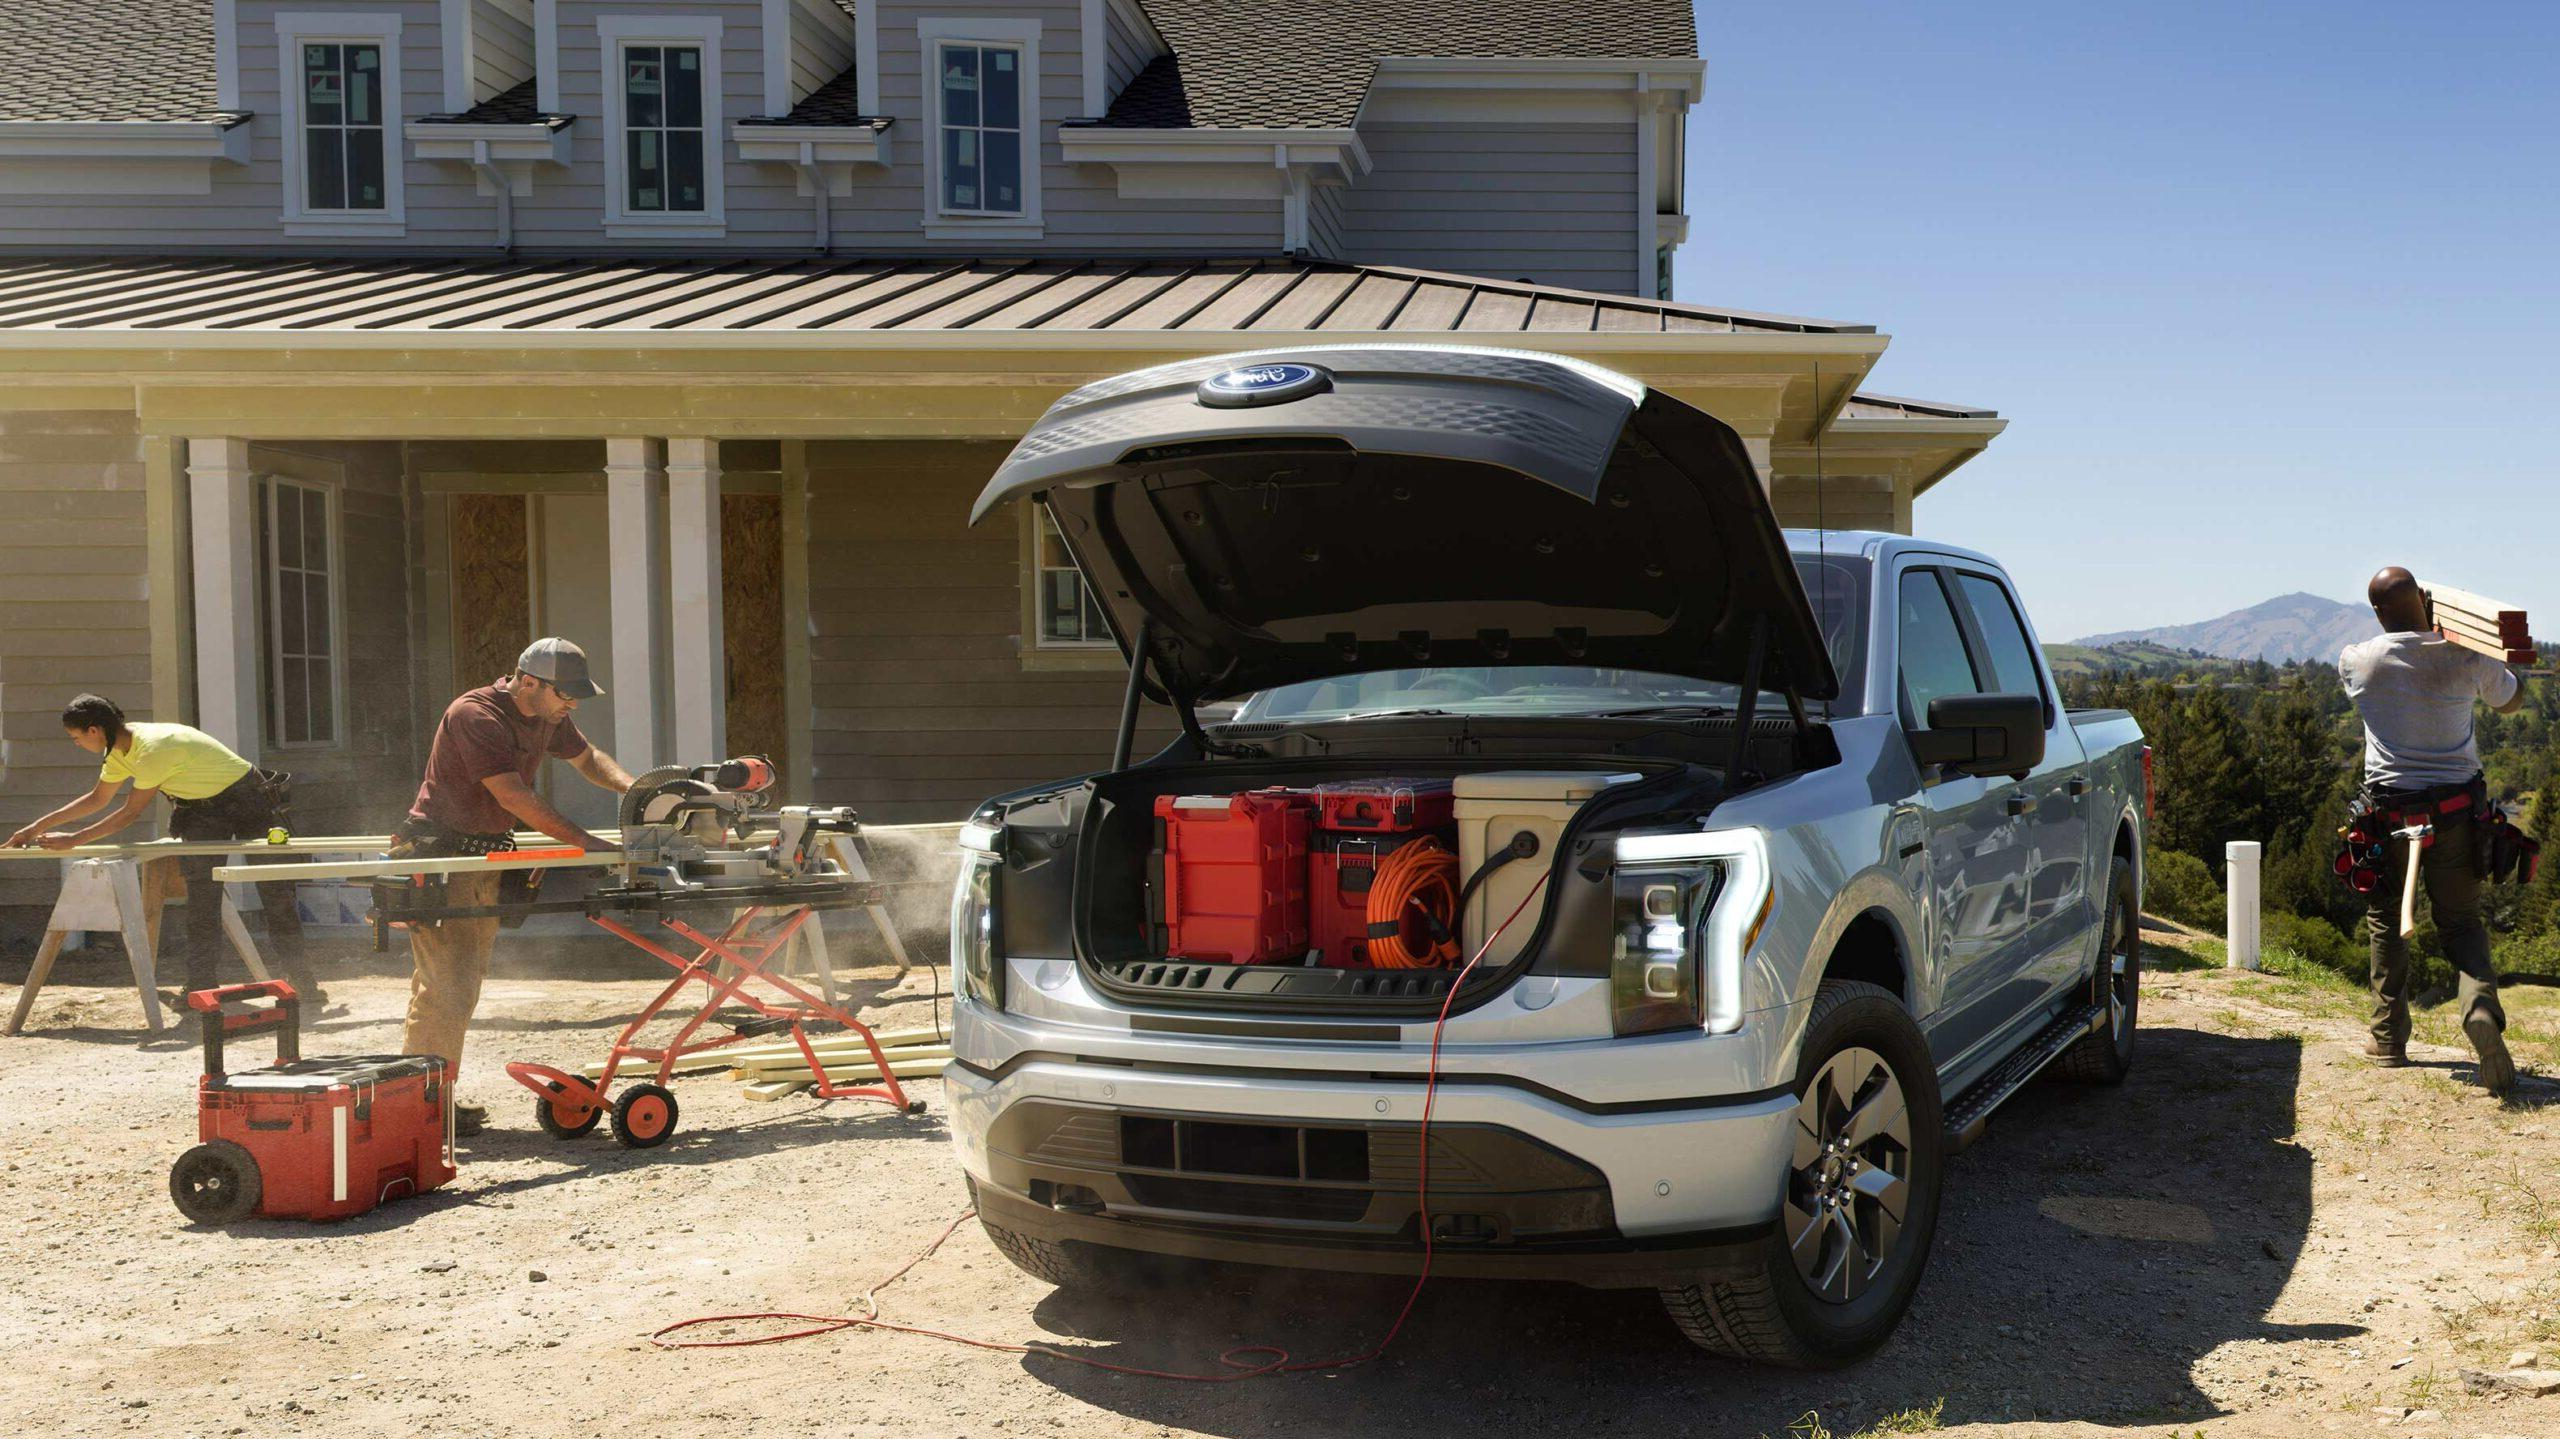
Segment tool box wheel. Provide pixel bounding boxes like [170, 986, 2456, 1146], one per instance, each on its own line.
[169, 1140, 263, 1225]
[610, 1083, 680, 1148]
[535, 1093, 603, 1139]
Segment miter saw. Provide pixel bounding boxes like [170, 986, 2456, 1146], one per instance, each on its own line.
[616, 756, 861, 891]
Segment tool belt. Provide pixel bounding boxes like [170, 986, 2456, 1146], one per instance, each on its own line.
[168, 768, 292, 843]
[2331, 774, 2535, 894]
[389, 816, 542, 928]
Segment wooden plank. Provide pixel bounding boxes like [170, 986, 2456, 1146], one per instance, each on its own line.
[210, 850, 611, 882]
[731, 1046, 955, 1077]
[2428, 583, 2526, 629]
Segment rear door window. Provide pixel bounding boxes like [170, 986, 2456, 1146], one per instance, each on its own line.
[1896, 568, 1980, 724]
[1951, 572, 2048, 710]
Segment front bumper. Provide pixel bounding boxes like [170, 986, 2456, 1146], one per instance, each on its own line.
[945, 1041, 1801, 1287]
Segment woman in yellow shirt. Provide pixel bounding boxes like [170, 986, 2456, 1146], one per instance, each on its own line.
[5, 694, 323, 1006]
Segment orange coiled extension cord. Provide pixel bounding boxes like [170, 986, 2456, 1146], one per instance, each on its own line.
[1365, 838, 1461, 968]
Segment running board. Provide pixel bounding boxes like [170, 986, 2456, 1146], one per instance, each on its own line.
[1945, 1000, 2106, 1151]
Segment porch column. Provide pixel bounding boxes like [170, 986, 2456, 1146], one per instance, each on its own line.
[1741, 435, 1775, 496]
[666, 437, 725, 763]
[186, 437, 260, 753]
[1891, 475, 1916, 536]
[604, 437, 668, 770]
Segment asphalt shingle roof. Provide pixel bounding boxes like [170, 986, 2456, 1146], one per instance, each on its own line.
[0, 0, 227, 123]
[1101, 0, 1698, 129]
[745, 68, 876, 126]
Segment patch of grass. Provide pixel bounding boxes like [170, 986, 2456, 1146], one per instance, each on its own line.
[1854, 1399, 1946, 1436]
[2401, 1364, 2441, 1410]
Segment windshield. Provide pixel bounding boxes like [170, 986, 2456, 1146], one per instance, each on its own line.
[1229, 553, 1871, 722]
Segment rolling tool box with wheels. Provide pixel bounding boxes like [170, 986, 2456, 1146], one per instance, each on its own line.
[168, 981, 457, 1225]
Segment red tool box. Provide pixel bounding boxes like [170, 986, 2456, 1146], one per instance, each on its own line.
[168, 981, 456, 1225]
[1308, 780, 1457, 967]
[1150, 790, 1312, 963]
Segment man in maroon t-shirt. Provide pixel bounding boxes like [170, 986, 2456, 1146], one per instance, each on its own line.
[400, 638, 634, 1132]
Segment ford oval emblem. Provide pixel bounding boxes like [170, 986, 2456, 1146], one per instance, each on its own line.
[1196, 362, 1331, 408]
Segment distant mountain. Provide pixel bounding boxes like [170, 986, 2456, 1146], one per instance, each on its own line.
[2071, 593, 2379, 666]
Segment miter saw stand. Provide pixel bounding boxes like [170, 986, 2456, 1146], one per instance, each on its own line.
[370, 757, 930, 1148]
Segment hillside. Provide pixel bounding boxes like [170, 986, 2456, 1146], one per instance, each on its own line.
[2073, 592, 2376, 665]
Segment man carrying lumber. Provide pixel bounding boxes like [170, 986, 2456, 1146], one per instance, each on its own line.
[403, 639, 633, 1133]
[2340, 567, 2527, 1091]
[2, 694, 327, 1007]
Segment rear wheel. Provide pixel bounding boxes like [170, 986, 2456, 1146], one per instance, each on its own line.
[2054, 855, 2140, 1085]
[610, 1083, 679, 1149]
[170, 1140, 262, 1225]
[1659, 980, 1944, 1367]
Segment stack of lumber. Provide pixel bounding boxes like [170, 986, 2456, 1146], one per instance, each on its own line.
[580, 1026, 950, 1101]
[2426, 584, 2536, 665]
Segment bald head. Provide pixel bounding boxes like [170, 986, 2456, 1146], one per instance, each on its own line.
[2369, 567, 2428, 632]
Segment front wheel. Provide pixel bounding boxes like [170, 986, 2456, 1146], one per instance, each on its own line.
[170, 1140, 263, 1225]
[1659, 979, 1945, 1368]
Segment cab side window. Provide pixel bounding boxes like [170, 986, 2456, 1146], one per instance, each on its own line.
[1897, 568, 1980, 725]
[1952, 573, 2047, 712]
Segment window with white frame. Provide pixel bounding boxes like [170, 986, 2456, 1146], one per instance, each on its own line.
[261, 478, 341, 748]
[1032, 509, 1112, 648]
[919, 17, 1040, 237]
[621, 43, 707, 213]
[936, 42, 1024, 215]
[600, 16, 726, 233]
[301, 42, 388, 210]
[277, 13, 405, 229]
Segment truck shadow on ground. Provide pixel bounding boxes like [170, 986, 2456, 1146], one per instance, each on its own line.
[1016, 1024, 2345, 1435]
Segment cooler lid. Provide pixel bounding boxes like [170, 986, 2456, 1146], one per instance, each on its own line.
[1453, 770, 1641, 804]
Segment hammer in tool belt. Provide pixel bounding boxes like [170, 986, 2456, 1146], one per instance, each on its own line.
[2392, 821, 2433, 938]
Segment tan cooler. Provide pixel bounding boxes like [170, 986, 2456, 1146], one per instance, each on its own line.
[1455, 771, 1638, 967]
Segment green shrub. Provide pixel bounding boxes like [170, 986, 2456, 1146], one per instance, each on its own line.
[2262, 908, 2360, 981]
[2497, 929, 2560, 981]
[2144, 849, 2225, 930]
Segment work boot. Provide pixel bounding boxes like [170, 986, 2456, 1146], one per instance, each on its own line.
[2464, 1008, 2516, 1095]
[2362, 1038, 2409, 1068]
[453, 1103, 489, 1137]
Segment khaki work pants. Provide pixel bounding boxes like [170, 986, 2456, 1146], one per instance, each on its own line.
[402, 871, 503, 1073]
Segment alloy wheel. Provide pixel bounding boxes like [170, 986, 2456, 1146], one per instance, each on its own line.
[1784, 1046, 1912, 1304]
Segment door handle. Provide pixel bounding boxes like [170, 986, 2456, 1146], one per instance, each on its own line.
[2007, 792, 2038, 817]
[2066, 776, 2090, 798]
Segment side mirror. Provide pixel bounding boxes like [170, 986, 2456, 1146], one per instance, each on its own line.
[1911, 693, 2047, 778]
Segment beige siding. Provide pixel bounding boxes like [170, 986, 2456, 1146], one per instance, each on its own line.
[803, 440, 1174, 823]
[0, 410, 154, 906]
[1772, 476, 1901, 533]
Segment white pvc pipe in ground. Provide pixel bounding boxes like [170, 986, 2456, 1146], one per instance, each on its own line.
[2226, 840, 2262, 971]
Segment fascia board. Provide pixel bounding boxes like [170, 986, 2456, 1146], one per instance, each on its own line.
[731, 123, 890, 165]
[403, 120, 575, 164]
[0, 329, 1896, 360]
[0, 120, 252, 162]
[1060, 127, 1369, 178]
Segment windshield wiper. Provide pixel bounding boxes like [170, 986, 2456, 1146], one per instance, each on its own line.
[1580, 704, 1734, 719]
[1329, 708, 1467, 722]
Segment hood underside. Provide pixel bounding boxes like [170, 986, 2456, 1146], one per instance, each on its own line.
[971, 346, 1839, 706]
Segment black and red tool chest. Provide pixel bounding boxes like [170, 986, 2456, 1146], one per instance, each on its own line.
[169, 982, 457, 1225]
[1306, 780, 1456, 968]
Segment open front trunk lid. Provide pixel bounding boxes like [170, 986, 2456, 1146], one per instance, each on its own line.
[971, 345, 1838, 705]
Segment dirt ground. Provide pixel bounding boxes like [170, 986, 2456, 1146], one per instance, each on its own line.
[2, 923, 2556, 1439]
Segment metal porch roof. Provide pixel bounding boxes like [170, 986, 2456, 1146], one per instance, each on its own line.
[0, 256, 1871, 336]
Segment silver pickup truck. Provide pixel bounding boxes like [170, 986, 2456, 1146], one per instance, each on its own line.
[944, 346, 2150, 1368]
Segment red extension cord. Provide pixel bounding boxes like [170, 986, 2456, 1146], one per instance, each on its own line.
[649, 872, 1555, 1382]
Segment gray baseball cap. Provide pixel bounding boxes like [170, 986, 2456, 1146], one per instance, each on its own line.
[517, 637, 604, 699]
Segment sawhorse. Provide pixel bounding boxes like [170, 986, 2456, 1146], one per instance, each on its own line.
[7, 854, 273, 1035]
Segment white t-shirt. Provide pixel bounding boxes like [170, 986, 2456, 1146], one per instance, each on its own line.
[2338, 632, 2519, 791]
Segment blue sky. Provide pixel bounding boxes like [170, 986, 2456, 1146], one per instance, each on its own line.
[1678, 2, 2558, 643]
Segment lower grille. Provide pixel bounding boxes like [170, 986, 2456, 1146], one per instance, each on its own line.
[1123, 1176, 1373, 1223]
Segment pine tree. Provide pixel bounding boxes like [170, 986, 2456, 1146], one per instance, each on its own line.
[2156, 683, 2267, 876]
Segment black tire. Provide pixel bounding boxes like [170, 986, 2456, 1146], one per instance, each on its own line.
[534, 1090, 603, 1139]
[2054, 855, 2140, 1085]
[170, 1140, 263, 1225]
[1658, 979, 1945, 1368]
[610, 1083, 680, 1149]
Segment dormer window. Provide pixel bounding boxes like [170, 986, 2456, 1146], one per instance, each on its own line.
[918, 18, 1043, 240]
[276, 11, 406, 233]
[937, 44, 1022, 215]
[599, 15, 727, 238]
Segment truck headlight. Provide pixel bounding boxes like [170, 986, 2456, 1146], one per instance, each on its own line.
[952, 821, 1004, 1009]
[1611, 830, 1773, 1035]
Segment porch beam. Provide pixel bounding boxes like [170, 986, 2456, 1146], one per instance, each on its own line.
[186, 437, 259, 755]
[666, 436, 725, 764]
[604, 437, 669, 771]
